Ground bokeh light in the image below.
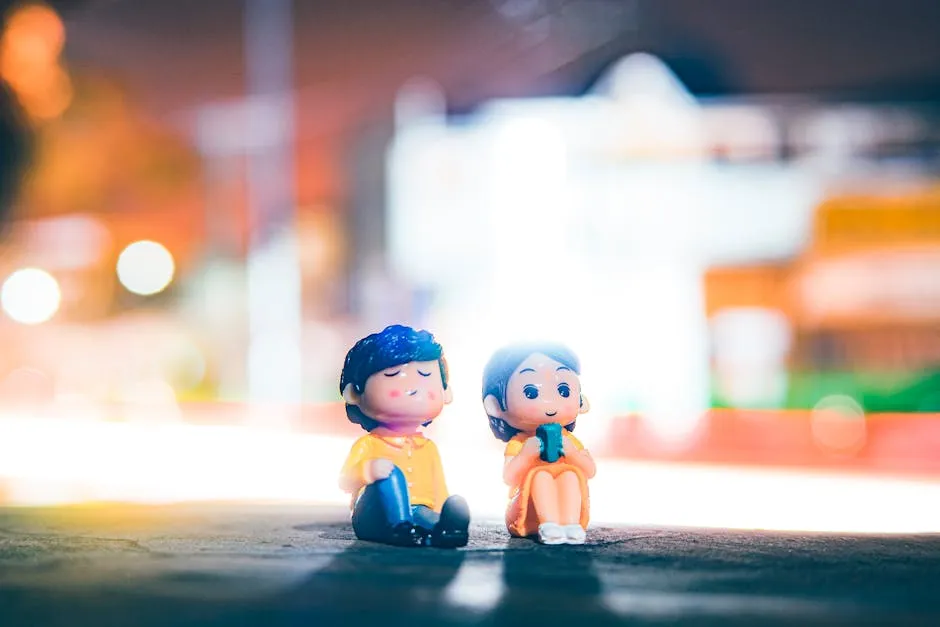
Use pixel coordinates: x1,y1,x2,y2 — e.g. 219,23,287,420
117,240,175,296
811,394,867,455
0,3,72,121
1,267,61,324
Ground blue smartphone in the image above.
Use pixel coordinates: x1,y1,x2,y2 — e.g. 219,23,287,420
536,423,565,463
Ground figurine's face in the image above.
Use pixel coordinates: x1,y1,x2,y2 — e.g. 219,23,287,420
358,360,450,429
501,352,583,432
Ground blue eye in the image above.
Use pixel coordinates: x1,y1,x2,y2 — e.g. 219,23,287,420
523,384,539,400
383,370,401,377
557,383,571,398
417,370,431,377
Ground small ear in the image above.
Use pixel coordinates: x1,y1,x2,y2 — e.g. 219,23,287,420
342,383,361,405
578,394,591,414
443,387,454,404
483,394,502,417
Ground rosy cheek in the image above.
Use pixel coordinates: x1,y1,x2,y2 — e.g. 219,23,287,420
427,391,437,401
388,390,402,398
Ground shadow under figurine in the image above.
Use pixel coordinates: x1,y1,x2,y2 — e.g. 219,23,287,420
338,324,470,548
482,342,597,545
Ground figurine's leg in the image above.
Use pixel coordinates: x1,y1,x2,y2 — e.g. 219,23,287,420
411,505,440,534
427,496,470,548
557,471,587,544
556,471,582,525
531,470,566,544
530,470,560,522
351,466,422,547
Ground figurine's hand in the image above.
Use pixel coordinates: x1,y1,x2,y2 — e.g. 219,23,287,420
562,437,596,478
562,436,578,457
522,436,542,459
366,458,395,483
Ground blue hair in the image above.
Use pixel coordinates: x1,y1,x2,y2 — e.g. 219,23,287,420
340,325,449,432
481,342,581,442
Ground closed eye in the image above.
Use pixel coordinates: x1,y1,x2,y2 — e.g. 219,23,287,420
383,370,401,377
417,370,431,377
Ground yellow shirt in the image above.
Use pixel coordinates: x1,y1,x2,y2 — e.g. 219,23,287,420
339,433,449,511
504,432,584,497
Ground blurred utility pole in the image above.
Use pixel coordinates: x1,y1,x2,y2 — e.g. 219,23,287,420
190,0,302,421
242,0,303,418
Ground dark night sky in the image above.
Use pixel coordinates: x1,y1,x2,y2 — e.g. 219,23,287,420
52,0,940,118
3,0,940,211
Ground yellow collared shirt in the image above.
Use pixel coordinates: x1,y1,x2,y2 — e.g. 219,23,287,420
339,433,449,511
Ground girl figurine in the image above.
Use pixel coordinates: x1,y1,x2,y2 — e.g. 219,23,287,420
482,343,596,545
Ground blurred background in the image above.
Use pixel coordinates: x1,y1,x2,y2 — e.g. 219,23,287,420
1,0,940,531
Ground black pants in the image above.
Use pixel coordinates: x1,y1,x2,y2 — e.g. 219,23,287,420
351,466,440,542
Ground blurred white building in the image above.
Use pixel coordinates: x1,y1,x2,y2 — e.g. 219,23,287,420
384,53,938,445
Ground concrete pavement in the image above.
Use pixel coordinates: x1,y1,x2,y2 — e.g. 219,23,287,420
1,504,939,626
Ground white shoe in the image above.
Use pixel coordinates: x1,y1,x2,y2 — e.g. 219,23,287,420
562,524,586,545
537,522,566,545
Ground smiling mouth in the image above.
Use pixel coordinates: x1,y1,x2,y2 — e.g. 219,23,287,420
406,390,418,397
545,411,557,417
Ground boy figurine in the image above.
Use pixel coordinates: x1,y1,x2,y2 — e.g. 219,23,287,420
338,324,470,548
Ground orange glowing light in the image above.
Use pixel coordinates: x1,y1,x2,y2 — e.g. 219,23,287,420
0,3,72,121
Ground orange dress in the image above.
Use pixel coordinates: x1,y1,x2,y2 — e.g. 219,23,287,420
504,433,591,537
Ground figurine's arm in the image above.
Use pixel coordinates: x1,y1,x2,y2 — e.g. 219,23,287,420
428,441,450,512
502,437,541,487
338,437,389,493
563,435,597,479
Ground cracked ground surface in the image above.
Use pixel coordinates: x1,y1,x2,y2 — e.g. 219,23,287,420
1,504,939,626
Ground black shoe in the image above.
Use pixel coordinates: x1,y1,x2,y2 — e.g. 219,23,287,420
414,524,434,547
431,495,470,548
387,522,425,547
